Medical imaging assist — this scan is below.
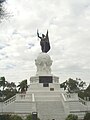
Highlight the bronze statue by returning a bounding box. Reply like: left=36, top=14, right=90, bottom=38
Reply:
left=37, top=30, right=50, bottom=53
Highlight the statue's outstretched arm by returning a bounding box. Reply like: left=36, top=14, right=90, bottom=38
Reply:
left=37, top=29, right=41, bottom=39
left=46, top=30, right=49, bottom=40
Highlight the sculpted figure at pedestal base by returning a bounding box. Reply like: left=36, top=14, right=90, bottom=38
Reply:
left=35, top=53, right=52, bottom=76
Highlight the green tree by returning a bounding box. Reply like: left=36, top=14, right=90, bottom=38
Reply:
left=0, top=76, right=8, bottom=101
left=10, top=115, right=23, bottom=120
left=4, top=82, right=17, bottom=100
left=60, top=78, right=86, bottom=93
left=60, top=78, right=79, bottom=93
left=83, top=112, right=90, bottom=120
left=0, top=77, right=17, bottom=101
left=0, top=114, right=11, bottom=120
left=0, top=114, right=23, bottom=120
left=17, top=79, right=28, bottom=93
left=65, top=114, right=78, bottom=120
left=0, top=0, right=6, bottom=21
left=25, top=114, right=40, bottom=120
left=25, top=114, right=32, bottom=120
left=4, top=88, right=17, bottom=100
left=78, top=84, right=90, bottom=100
left=0, top=89, right=2, bottom=101
left=0, top=76, right=7, bottom=91
left=6, top=82, right=16, bottom=91
left=86, top=84, right=90, bottom=92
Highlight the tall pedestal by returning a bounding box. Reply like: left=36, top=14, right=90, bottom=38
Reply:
left=27, top=53, right=60, bottom=93
left=26, top=53, right=66, bottom=120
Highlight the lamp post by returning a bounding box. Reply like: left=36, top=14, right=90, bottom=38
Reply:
left=32, top=112, right=38, bottom=120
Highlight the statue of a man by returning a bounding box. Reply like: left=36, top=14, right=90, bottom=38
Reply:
left=37, top=30, right=50, bottom=53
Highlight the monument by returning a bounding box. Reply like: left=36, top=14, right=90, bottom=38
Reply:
left=27, top=30, right=66, bottom=120
left=0, top=30, right=89, bottom=120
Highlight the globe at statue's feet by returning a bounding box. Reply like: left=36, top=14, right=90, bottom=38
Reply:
left=35, top=52, right=52, bottom=76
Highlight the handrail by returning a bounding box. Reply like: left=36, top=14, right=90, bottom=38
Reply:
left=61, top=93, right=67, bottom=101
left=79, top=97, right=87, bottom=105
left=4, top=95, right=16, bottom=105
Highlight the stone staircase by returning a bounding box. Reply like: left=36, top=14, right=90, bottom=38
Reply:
left=36, top=101, right=66, bottom=120
left=34, top=91, right=61, bottom=101
left=4, top=95, right=16, bottom=106
left=2, top=95, right=16, bottom=113
left=62, top=93, right=88, bottom=120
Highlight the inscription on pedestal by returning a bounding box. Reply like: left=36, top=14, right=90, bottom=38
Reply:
left=39, top=76, right=52, bottom=83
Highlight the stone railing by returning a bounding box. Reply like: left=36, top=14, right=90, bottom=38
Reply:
left=4, top=95, right=16, bottom=105
left=62, top=92, right=79, bottom=101
left=62, top=93, right=67, bottom=101
left=79, top=97, right=87, bottom=105
left=16, top=94, right=26, bottom=100
left=16, top=93, right=33, bottom=101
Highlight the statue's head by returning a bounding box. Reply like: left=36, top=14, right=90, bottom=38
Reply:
left=42, top=34, right=45, bottom=38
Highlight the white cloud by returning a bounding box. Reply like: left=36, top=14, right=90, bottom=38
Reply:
left=0, top=0, right=90, bottom=84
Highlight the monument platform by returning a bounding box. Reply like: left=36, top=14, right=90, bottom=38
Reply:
left=0, top=53, right=89, bottom=120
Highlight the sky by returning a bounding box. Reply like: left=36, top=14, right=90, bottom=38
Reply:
left=0, top=0, right=90, bottom=84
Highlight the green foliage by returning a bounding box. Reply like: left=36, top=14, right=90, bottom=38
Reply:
left=25, top=114, right=32, bottom=120
left=60, top=78, right=86, bottom=93
left=0, top=0, right=6, bottom=21
left=0, top=77, right=17, bottom=101
left=65, top=114, right=78, bottom=120
left=7, top=82, right=16, bottom=90
left=0, top=76, right=6, bottom=90
left=0, top=114, right=23, bottom=120
left=0, top=77, right=29, bottom=101
left=17, top=79, right=28, bottom=93
left=0, top=77, right=7, bottom=101
left=4, top=89, right=17, bottom=100
left=67, top=78, right=79, bottom=92
left=0, top=114, right=11, bottom=120
left=86, top=84, right=90, bottom=92
left=25, top=114, right=40, bottom=120
left=60, top=78, right=79, bottom=93
left=60, top=78, right=90, bottom=100
left=83, top=112, right=90, bottom=120
left=10, top=115, right=23, bottom=120
left=78, top=84, right=90, bottom=100
left=60, top=81, right=67, bottom=90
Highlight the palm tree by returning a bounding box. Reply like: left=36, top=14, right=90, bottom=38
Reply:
left=4, top=82, right=17, bottom=100
left=0, top=76, right=7, bottom=91
left=7, top=82, right=16, bottom=90
left=17, top=79, right=28, bottom=93
left=0, top=76, right=7, bottom=101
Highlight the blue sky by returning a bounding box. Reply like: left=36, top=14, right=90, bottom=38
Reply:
left=0, top=0, right=90, bottom=84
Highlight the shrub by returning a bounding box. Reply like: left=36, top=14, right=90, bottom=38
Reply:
left=65, top=114, right=78, bottom=120
left=84, top=112, right=90, bottom=120
left=25, top=114, right=40, bottom=120
left=10, top=115, right=23, bottom=120
left=0, top=114, right=11, bottom=120
left=25, top=114, right=32, bottom=120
